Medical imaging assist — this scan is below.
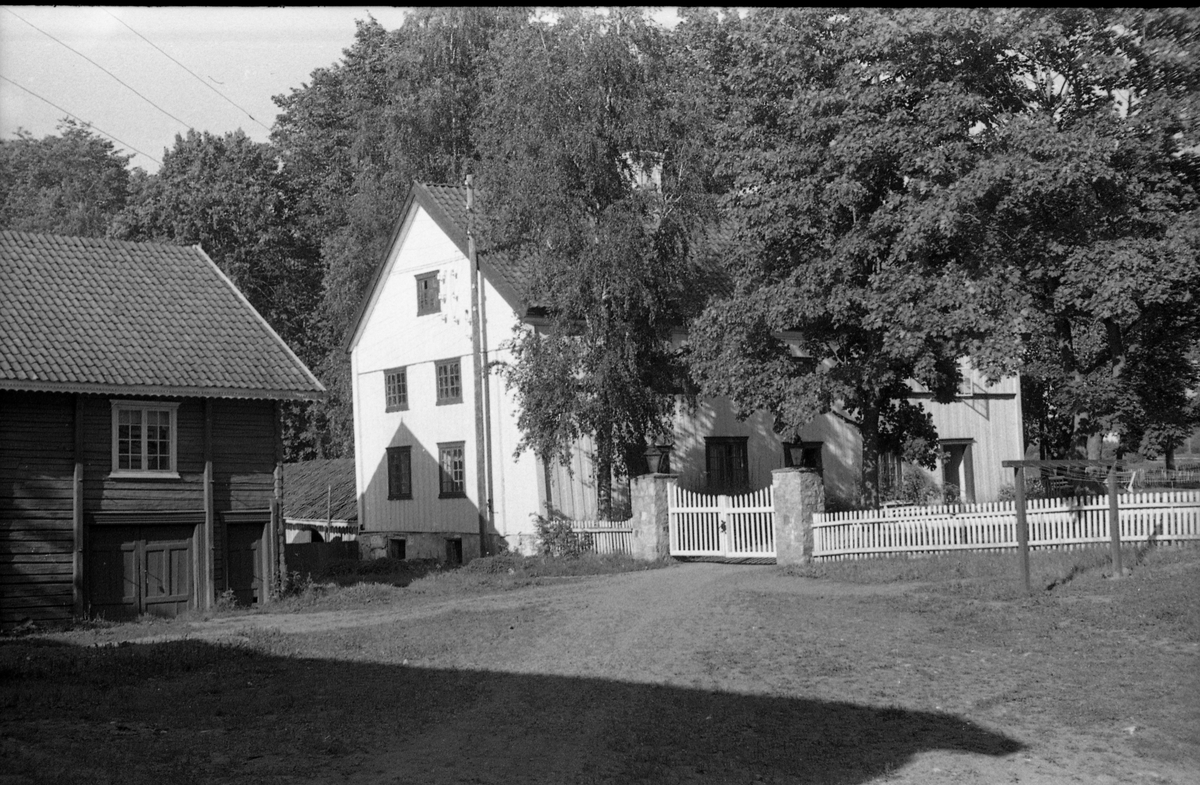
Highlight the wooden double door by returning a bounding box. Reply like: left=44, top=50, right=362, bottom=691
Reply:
left=88, top=524, right=194, bottom=620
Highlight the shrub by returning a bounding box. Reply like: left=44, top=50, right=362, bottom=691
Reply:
left=533, top=515, right=592, bottom=558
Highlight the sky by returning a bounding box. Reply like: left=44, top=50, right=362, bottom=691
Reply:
left=0, top=6, right=413, bottom=171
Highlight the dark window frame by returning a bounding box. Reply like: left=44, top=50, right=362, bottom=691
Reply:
left=384, top=367, right=408, bottom=412
left=438, top=441, right=466, bottom=498
left=386, top=446, right=412, bottom=500
left=705, top=436, right=749, bottom=494
left=416, top=271, right=440, bottom=316
left=435, top=358, right=463, bottom=405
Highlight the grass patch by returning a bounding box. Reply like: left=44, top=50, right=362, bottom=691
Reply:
left=782, top=544, right=1199, bottom=599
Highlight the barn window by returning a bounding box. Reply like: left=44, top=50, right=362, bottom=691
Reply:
left=416, top=272, right=440, bottom=315
left=111, top=401, right=180, bottom=477
left=435, top=359, right=462, bottom=405
left=438, top=442, right=466, bottom=498
left=387, top=446, right=412, bottom=500
left=384, top=367, right=407, bottom=411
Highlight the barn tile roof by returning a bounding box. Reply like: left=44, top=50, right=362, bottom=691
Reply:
left=0, top=231, right=325, bottom=400
left=282, top=458, right=357, bottom=522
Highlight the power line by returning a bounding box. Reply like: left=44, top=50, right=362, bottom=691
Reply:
left=103, top=9, right=271, bottom=132
left=0, top=74, right=162, bottom=165
left=1, top=6, right=194, bottom=132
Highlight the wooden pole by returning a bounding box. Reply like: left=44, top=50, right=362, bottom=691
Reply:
left=1013, top=465, right=1030, bottom=594
left=1108, top=466, right=1122, bottom=577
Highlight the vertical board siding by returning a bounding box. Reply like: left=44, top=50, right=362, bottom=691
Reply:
left=812, top=491, right=1200, bottom=559
left=0, top=391, right=76, bottom=624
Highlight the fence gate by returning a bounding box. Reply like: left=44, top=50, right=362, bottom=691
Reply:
left=669, top=485, right=775, bottom=559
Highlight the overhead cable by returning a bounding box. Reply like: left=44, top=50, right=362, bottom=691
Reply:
left=104, top=9, right=271, bottom=132
left=1, top=6, right=194, bottom=131
left=0, top=74, right=162, bottom=165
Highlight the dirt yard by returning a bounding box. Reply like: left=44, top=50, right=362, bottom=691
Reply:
left=2, top=550, right=1197, bottom=784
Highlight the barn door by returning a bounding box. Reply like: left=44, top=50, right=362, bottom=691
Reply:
left=225, top=522, right=264, bottom=606
left=88, top=524, right=193, bottom=619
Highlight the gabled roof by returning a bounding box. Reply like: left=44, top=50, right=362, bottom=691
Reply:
left=282, top=458, right=357, bottom=522
left=346, top=181, right=539, bottom=351
left=0, top=231, right=325, bottom=400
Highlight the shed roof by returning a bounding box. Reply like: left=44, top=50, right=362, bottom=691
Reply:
left=0, top=231, right=324, bottom=400
left=282, top=458, right=357, bottom=522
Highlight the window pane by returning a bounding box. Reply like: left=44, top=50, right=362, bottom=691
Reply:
left=436, top=360, right=461, bottom=403
left=439, top=444, right=465, bottom=496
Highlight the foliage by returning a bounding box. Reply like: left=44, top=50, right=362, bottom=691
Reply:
left=532, top=514, right=593, bottom=559
left=271, top=9, right=529, bottom=457
left=947, top=9, right=1200, bottom=460
left=686, top=9, right=1023, bottom=508
left=477, top=9, right=716, bottom=515
left=0, top=119, right=132, bottom=237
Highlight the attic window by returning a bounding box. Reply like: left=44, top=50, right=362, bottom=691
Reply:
left=417, top=272, right=440, bottom=315
left=111, top=401, right=180, bottom=478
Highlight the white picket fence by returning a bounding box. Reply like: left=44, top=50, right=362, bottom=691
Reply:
left=812, top=490, right=1200, bottom=560
left=669, top=485, right=775, bottom=558
left=566, top=520, right=633, bottom=555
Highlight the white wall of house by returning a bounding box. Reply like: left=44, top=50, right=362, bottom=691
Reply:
left=353, top=206, right=481, bottom=544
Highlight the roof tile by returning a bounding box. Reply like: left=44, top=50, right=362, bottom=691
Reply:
left=0, top=231, right=325, bottom=400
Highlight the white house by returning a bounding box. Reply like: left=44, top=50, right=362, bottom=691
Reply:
left=347, top=182, right=1025, bottom=561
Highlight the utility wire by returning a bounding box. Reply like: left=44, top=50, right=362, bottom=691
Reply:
left=103, top=9, right=271, bottom=132
left=1, top=6, right=194, bottom=131
left=0, top=74, right=162, bottom=165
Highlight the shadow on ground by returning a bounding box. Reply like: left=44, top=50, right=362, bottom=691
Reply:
left=1, top=638, right=1023, bottom=784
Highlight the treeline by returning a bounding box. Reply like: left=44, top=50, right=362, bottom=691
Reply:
left=2, top=8, right=1197, bottom=505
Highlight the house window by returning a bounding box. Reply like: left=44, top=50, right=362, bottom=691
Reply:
left=435, top=359, right=462, bottom=405
left=941, top=440, right=976, bottom=504
left=705, top=437, right=748, bottom=493
left=783, top=441, right=823, bottom=471
left=387, top=446, right=412, bottom=500
left=438, top=442, right=466, bottom=498
left=416, top=272, right=440, bottom=315
left=384, top=367, right=407, bottom=411
left=111, top=401, right=180, bottom=476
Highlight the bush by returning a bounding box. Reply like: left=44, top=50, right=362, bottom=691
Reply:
left=533, top=515, right=593, bottom=558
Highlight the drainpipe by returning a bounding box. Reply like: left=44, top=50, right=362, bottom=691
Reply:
left=467, top=176, right=494, bottom=556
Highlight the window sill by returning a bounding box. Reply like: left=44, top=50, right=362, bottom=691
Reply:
left=108, top=470, right=181, bottom=480
left=388, top=495, right=413, bottom=501
left=385, top=405, right=409, bottom=413
left=435, top=398, right=463, bottom=406
left=438, top=492, right=466, bottom=500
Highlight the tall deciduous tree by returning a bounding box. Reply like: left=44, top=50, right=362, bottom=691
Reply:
left=476, top=9, right=716, bottom=516
left=0, top=119, right=132, bottom=237
left=687, top=8, right=1025, bottom=507
left=953, top=8, right=1200, bottom=462
left=271, top=9, right=529, bottom=457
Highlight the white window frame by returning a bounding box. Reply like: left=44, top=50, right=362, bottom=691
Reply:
left=110, top=400, right=180, bottom=478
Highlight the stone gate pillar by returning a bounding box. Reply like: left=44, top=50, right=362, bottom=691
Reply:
left=772, top=467, right=825, bottom=565
left=629, top=473, right=675, bottom=562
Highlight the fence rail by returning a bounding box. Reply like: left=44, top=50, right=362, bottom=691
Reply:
left=566, top=520, right=633, bottom=555
left=813, top=491, right=1200, bottom=560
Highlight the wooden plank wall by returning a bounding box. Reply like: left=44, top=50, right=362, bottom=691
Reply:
left=0, top=391, right=75, bottom=625
left=1, top=392, right=281, bottom=625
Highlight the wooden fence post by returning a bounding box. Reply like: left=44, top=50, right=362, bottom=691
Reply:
left=1108, top=468, right=1123, bottom=577
left=1014, top=465, right=1030, bottom=594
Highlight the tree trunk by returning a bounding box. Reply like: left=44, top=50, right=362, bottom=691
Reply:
left=1164, top=444, right=1176, bottom=471
left=860, top=403, right=881, bottom=510
left=596, top=426, right=613, bottom=520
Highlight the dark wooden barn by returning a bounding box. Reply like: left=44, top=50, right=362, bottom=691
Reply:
left=0, top=232, right=325, bottom=626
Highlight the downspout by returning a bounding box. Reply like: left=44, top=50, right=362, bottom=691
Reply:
left=467, top=176, right=494, bottom=556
